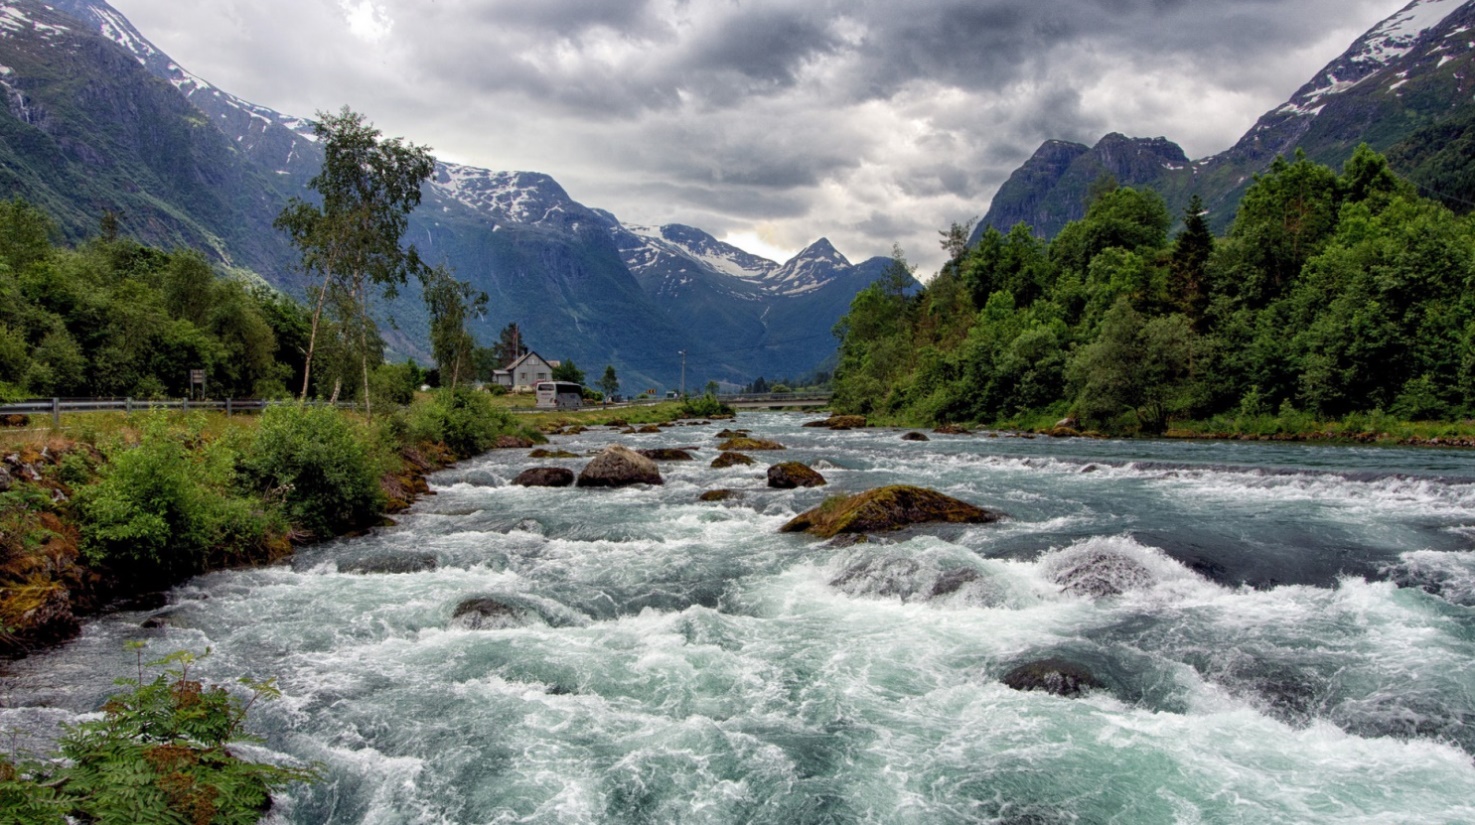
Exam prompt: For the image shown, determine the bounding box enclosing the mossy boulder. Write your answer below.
[715,429,750,439]
[711,451,756,469]
[781,485,1000,538]
[577,445,664,488]
[638,448,696,461]
[493,435,536,449]
[804,415,867,429]
[719,437,785,451]
[529,448,578,459]
[699,489,743,502]
[637,425,663,434]
[768,462,828,489]
[1001,658,1103,697]
[513,467,576,488]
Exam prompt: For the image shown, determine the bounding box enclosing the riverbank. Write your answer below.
[0,390,555,659]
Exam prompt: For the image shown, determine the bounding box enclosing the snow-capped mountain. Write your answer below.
[2,0,895,385]
[978,0,1475,237]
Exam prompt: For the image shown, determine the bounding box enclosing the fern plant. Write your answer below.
[4,645,317,824]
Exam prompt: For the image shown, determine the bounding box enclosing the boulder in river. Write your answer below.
[699,489,743,502]
[577,445,664,488]
[933,424,971,435]
[529,449,578,459]
[493,435,536,450]
[638,425,663,434]
[1051,551,1153,597]
[1002,658,1103,697]
[803,415,867,430]
[901,432,930,442]
[342,553,439,575]
[780,485,1000,538]
[513,467,576,488]
[711,451,755,469]
[719,437,785,451]
[638,448,696,462]
[715,429,750,439]
[767,462,828,489]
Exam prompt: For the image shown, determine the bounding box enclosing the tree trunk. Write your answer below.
[358,276,373,423]
[299,280,332,402]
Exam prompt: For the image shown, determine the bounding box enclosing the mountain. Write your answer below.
[2,0,894,389]
[977,0,1475,239]
[605,221,899,381]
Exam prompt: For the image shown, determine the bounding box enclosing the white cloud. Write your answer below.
[339,0,391,44]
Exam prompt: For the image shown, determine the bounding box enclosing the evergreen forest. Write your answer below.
[831,146,1475,433]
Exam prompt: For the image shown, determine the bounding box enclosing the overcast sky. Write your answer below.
[110,0,1407,273]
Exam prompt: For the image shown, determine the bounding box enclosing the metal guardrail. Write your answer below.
[0,397,359,427]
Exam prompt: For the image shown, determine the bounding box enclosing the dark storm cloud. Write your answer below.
[109,0,1408,271]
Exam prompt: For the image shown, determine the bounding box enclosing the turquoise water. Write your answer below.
[7,415,1475,823]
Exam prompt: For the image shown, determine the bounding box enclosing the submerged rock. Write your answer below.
[638,448,696,462]
[929,568,982,598]
[513,467,575,488]
[342,553,438,575]
[451,597,541,630]
[711,451,755,469]
[901,432,930,442]
[528,449,578,459]
[577,445,664,488]
[1052,552,1153,597]
[1002,658,1103,697]
[767,462,828,489]
[933,424,971,435]
[781,485,1000,538]
[719,437,785,451]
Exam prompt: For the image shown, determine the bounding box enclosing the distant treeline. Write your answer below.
[831,146,1475,432]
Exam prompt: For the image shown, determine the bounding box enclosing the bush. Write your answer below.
[76,414,272,585]
[242,404,381,539]
[679,393,734,418]
[406,387,517,458]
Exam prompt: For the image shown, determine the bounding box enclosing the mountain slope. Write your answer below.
[979,0,1475,237]
[8,0,898,387]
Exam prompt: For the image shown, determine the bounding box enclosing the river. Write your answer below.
[6,414,1475,823]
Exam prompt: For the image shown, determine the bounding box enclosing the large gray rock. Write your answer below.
[577,444,664,488]
[1052,552,1153,598]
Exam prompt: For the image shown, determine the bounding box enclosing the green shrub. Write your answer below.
[406,387,516,458]
[679,393,734,418]
[1,647,316,825]
[76,414,272,585]
[242,404,381,539]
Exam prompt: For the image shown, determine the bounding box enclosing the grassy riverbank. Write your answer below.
[0,389,549,659]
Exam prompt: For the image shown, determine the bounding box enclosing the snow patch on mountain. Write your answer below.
[1278,0,1466,116]
[763,239,853,297]
[0,3,67,37]
[432,164,589,229]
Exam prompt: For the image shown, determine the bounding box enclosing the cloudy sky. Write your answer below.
[110,0,1407,273]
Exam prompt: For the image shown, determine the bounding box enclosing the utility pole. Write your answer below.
[679,350,687,398]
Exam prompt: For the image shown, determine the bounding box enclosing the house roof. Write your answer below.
[504,351,546,371]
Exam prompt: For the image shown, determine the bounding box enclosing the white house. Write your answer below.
[493,351,562,392]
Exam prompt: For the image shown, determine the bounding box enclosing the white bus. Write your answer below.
[535,381,583,410]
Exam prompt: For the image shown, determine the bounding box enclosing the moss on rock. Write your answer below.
[780,485,999,538]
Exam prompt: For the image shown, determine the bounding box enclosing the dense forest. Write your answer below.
[831,146,1475,433]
